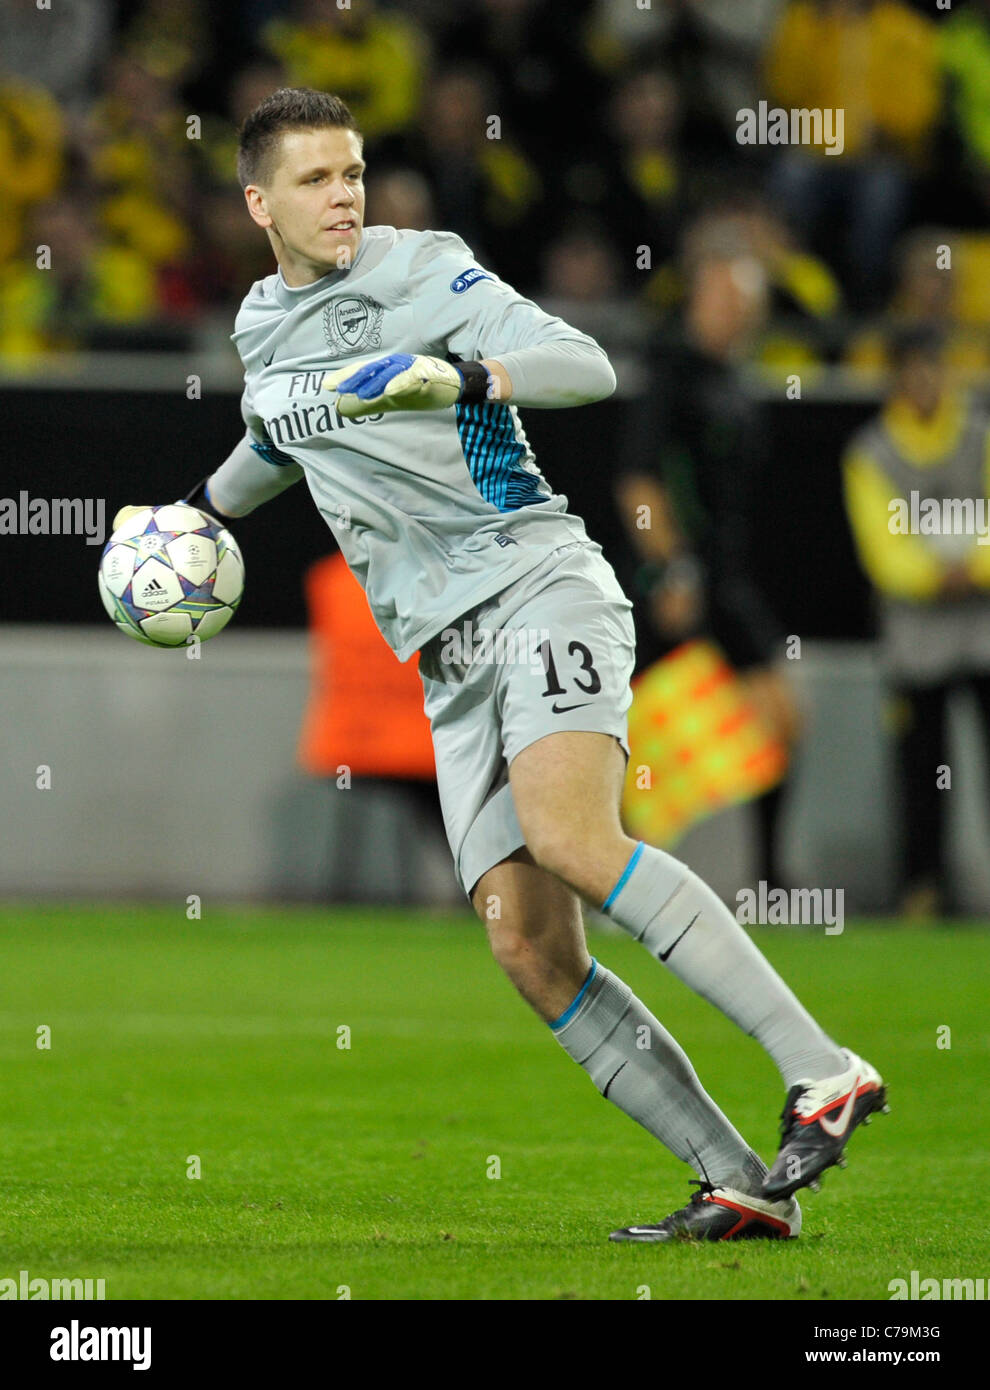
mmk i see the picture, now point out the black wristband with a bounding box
[455,359,494,403]
[183,477,232,527]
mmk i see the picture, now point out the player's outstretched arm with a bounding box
[324,340,612,419]
[324,232,617,419]
[409,231,617,410]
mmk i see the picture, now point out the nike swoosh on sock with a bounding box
[658,912,700,963]
[602,1061,628,1099]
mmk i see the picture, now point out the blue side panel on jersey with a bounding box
[250,438,296,468]
[454,399,546,512]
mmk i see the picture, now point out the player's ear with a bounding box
[244,185,273,229]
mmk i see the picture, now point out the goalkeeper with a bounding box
[150,88,889,1241]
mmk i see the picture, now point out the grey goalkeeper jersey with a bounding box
[208,225,616,661]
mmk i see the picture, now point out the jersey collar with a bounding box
[273,234,369,308]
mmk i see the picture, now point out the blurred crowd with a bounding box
[2,0,990,380]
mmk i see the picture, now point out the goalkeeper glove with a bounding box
[110,482,231,536]
[111,504,150,532]
[324,353,491,418]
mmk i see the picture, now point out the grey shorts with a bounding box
[418,541,637,896]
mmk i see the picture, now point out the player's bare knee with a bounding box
[486,920,545,978]
[524,827,594,897]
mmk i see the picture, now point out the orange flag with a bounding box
[622,639,788,849]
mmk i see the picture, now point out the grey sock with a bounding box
[603,843,846,1088]
[551,961,766,1193]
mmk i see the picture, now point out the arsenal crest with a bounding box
[323,295,385,356]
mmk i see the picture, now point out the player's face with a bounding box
[245,127,366,286]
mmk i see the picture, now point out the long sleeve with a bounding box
[488,336,617,409]
[207,433,304,518]
[408,231,616,408]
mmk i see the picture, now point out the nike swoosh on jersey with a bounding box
[262,351,276,366]
[550,700,592,713]
[818,1076,862,1137]
[658,912,700,962]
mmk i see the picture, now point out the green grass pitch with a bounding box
[1,904,986,1301]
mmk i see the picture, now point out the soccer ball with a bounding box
[98,503,245,647]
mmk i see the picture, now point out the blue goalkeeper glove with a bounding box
[324,353,490,418]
